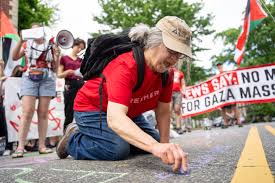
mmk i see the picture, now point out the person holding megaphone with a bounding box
[11,23,73,158]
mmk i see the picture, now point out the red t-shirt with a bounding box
[60,55,82,80]
[172,68,184,92]
[74,51,173,118]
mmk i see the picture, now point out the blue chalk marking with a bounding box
[170,166,191,176]
[178,167,191,176]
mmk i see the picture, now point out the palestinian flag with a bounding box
[0,10,24,76]
[234,0,268,65]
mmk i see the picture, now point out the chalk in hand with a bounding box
[178,167,191,176]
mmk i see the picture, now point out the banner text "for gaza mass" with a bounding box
[182,63,275,117]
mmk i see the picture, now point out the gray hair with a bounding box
[128,24,163,50]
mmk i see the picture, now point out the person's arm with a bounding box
[107,101,188,172]
[12,39,25,61]
[57,57,75,78]
[57,64,74,78]
[107,101,158,152]
[181,78,186,91]
[0,60,4,77]
[155,101,170,143]
[52,45,61,73]
[0,60,7,82]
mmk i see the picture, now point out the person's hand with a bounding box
[19,31,26,43]
[151,143,188,173]
[0,76,7,81]
[53,45,61,58]
[65,70,75,76]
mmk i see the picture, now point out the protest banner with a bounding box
[182,63,275,118]
[4,77,65,142]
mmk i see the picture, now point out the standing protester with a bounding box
[171,65,185,134]
[0,59,8,155]
[1,66,25,154]
[0,61,25,155]
[57,16,192,173]
[11,23,60,158]
[216,63,243,128]
[58,38,86,131]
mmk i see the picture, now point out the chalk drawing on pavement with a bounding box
[0,168,33,183]
[51,168,128,183]
[0,167,128,183]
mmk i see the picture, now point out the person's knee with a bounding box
[22,110,35,121]
[174,105,181,115]
[111,140,130,160]
[69,136,131,161]
[37,110,48,120]
[153,133,160,142]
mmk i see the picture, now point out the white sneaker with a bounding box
[3,150,11,156]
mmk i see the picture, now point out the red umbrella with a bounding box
[0,10,17,37]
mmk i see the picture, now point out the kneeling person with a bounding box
[57,16,192,173]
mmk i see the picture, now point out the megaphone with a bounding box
[55,30,74,49]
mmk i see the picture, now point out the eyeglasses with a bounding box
[165,47,186,60]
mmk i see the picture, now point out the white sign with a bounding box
[21,27,45,40]
[182,63,275,117]
[4,78,65,142]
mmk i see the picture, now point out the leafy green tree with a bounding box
[95,0,214,57]
[181,61,211,85]
[212,2,274,67]
[246,103,275,122]
[18,0,58,31]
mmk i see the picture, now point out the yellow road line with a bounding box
[265,125,275,136]
[231,127,274,183]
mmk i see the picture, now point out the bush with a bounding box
[246,103,275,123]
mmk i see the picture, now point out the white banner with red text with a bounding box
[4,77,65,142]
[182,63,275,118]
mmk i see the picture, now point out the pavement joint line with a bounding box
[265,125,275,136]
[231,126,274,183]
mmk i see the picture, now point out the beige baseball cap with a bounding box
[156,16,192,58]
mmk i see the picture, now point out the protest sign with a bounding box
[182,63,275,117]
[4,78,65,142]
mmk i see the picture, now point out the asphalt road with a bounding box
[0,122,274,183]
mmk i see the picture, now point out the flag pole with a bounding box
[258,0,275,22]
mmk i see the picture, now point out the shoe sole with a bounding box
[11,151,24,158]
[56,124,77,159]
[39,149,53,154]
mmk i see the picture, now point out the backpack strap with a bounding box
[161,71,169,87]
[132,46,169,91]
[132,46,145,92]
[97,46,144,132]
[98,73,106,133]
